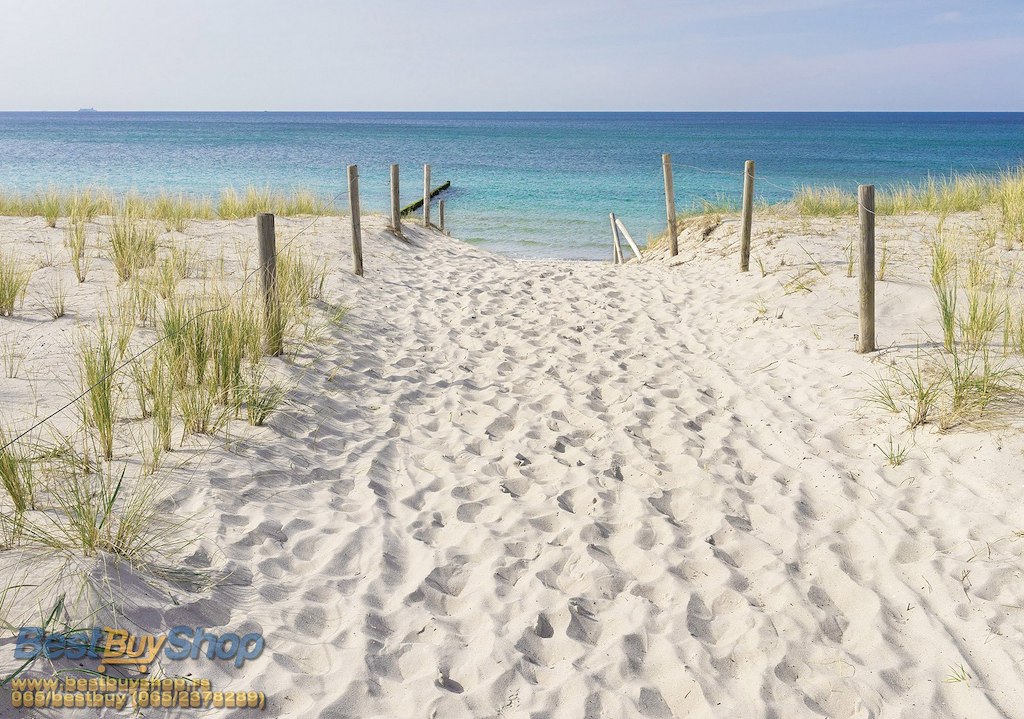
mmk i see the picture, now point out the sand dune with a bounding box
[1,212,1023,718]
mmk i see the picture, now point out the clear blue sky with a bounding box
[1,0,1021,111]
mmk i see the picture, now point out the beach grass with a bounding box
[65,219,89,283]
[0,186,342,224]
[78,321,120,461]
[792,169,1024,226]
[0,251,33,316]
[108,209,158,282]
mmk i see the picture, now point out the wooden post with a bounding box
[858,184,875,353]
[439,199,446,234]
[614,217,643,261]
[739,160,755,272]
[609,212,622,264]
[662,153,678,257]
[348,164,363,277]
[257,213,282,356]
[423,164,431,227]
[390,163,401,235]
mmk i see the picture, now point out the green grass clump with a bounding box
[959,255,1004,351]
[108,209,158,282]
[0,429,34,536]
[37,188,63,228]
[0,251,32,316]
[78,321,120,461]
[997,169,1024,248]
[241,365,285,426]
[930,238,959,352]
[66,219,89,283]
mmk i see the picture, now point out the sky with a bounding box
[0,0,1021,111]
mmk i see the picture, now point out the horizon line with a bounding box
[3,109,1024,114]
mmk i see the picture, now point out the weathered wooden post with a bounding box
[662,153,678,257]
[348,164,363,277]
[439,199,446,234]
[858,184,876,353]
[614,217,643,261]
[423,164,431,227]
[256,213,282,356]
[609,212,622,264]
[390,163,401,235]
[739,160,755,272]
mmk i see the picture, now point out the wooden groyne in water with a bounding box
[401,180,451,216]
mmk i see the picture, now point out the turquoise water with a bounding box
[1,112,1023,259]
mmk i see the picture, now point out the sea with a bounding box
[1,112,1022,259]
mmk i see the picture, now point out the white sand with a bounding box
[1,211,1024,718]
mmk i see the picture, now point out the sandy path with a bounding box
[203,218,1021,719]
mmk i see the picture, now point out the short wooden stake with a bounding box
[423,164,431,227]
[389,163,401,235]
[614,217,643,261]
[609,212,623,264]
[662,153,678,257]
[439,199,446,234]
[739,160,755,272]
[256,213,282,356]
[348,164,363,277]
[858,184,876,353]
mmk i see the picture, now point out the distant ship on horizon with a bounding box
[77,107,97,113]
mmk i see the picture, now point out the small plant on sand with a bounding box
[148,349,175,452]
[875,436,908,467]
[38,188,62,228]
[0,428,35,539]
[78,321,120,460]
[66,219,89,283]
[170,245,197,279]
[958,256,1003,352]
[800,245,827,276]
[930,238,958,352]
[998,169,1024,248]
[42,457,169,561]
[328,303,349,327]
[154,256,179,299]
[943,664,972,686]
[896,355,942,428]
[208,291,262,407]
[866,373,901,415]
[176,383,222,437]
[134,425,163,477]
[937,345,1011,430]
[755,255,768,277]
[783,269,816,295]
[241,365,286,426]
[0,251,33,316]
[45,277,67,319]
[844,240,854,278]
[1,335,24,378]
[119,275,158,327]
[877,237,889,281]
[108,209,158,282]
